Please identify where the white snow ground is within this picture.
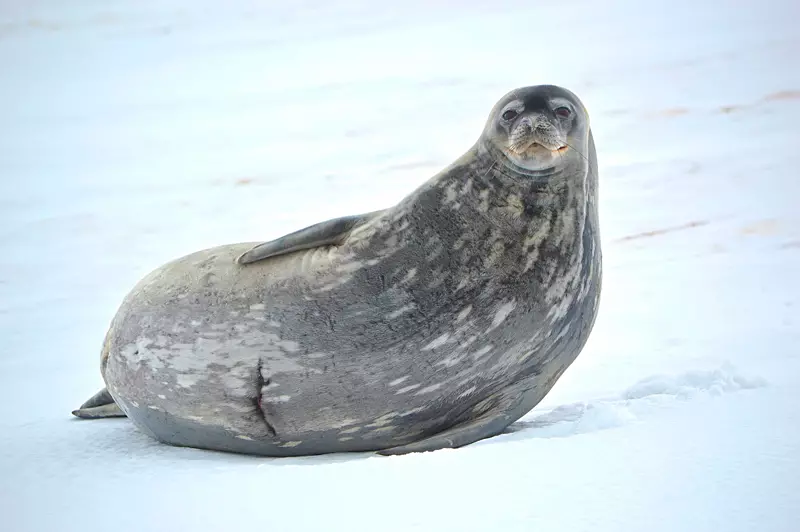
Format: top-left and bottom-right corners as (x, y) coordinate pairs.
(2, 0), (799, 530)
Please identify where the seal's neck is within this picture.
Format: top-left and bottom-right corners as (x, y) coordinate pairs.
(436, 142), (591, 238)
(356, 139), (593, 262)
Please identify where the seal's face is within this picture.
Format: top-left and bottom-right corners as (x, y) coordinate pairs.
(483, 85), (590, 174)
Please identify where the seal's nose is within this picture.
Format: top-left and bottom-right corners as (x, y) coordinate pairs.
(519, 113), (565, 151)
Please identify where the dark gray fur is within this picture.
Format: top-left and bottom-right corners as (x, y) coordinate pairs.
(74, 85), (602, 457)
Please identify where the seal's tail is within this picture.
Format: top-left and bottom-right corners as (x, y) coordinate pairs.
(71, 387), (126, 419)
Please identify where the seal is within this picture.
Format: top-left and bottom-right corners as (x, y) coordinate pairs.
(73, 84), (602, 457)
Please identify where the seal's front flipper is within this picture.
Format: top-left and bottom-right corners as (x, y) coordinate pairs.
(236, 210), (385, 265)
(377, 402), (516, 456)
(71, 387), (126, 419)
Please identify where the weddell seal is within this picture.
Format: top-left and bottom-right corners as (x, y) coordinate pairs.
(73, 84), (602, 456)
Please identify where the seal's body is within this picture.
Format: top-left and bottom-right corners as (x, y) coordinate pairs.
(74, 85), (602, 456)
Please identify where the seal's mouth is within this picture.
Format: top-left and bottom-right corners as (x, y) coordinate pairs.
(508, 141), (568, 156)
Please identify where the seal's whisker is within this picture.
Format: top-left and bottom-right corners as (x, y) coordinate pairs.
(563, 140), (598, 182)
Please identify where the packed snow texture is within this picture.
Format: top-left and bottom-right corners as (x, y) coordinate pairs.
(1, 1), (799, 531)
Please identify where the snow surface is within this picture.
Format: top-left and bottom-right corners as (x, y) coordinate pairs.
(2, 0), (799, 530)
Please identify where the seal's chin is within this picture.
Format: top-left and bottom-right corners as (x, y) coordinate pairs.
(504, 142), (569, 173)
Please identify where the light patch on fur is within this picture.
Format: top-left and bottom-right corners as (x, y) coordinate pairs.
(120, 339), (164, 370)
(307, 352), (328, 359)
(443, 181), (459, 205)
(220, 373), (252, 397)
(147, 405), (162, 411)
(505, 193), (524, 217)
(280, 441), (302, 448)
(262, 380), (280, 391)
(553, 321), (574, 343)
(395, 383), (421, 394)
(385, 304), (416, 320)
(315, 275), (353, 293)
(176, 374), (201, 388)
(422, 333), (450, 350)
(458, 386), (477, 398)
(384, 234), (399, 248)
(455, 305), (473, 323)
(389, 376), (410, 386)
(187, 415), (204, 422)
(415, 383), (443, 395)
(478, 189), (491, 213)
(546, 296), (573, 321)
(473, 345), (494, 359)
(366, 426), (396, 436)
(436, 355), (465, 368)
(262, 395), (291, 403)
(125, 330), (307, 395)
(460, 335), (478, 349)
(460, 177), (474, 196)
(523, 218), (553, 272)
(399, 268), (417, 284)
(235, 435), (254, 441)
(249, 303), (265, 311)
(546, 260), (580, 306)
(328, 418), (359, 429)
(400, 406), (426, 416)
(157, 394), (166, 399)
(152, 335), (170, 347)
(366, 413), (398, 428)
(485, 240), (505, 268)
(487, 299), (517, 332)
(339, 426), (362, 435)
(339, 436), (354, 441)
(277, 339), (301, 353)
(336, 260), (365, 274)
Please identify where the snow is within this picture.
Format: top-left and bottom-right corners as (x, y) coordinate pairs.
(1, 0), (799, 530)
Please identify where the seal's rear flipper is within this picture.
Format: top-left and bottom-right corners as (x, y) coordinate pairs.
(376, 404), (515, 456)
(71, 387), (126, 419)
(236, 210), (385, 265)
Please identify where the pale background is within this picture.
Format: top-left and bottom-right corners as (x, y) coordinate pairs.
(1, 1), (799, 530)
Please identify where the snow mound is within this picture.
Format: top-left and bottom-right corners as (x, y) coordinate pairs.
(509, 364), (766, 438)
(622, 363), (767, 400)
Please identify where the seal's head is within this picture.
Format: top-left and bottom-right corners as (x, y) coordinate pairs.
(482, 84), (590, 176)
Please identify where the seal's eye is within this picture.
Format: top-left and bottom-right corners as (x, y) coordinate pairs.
(501, 109), (519, 121)
(554, 106), (571, 118)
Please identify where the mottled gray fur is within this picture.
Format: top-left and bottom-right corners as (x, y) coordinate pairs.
(74, 84), (602, 456)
